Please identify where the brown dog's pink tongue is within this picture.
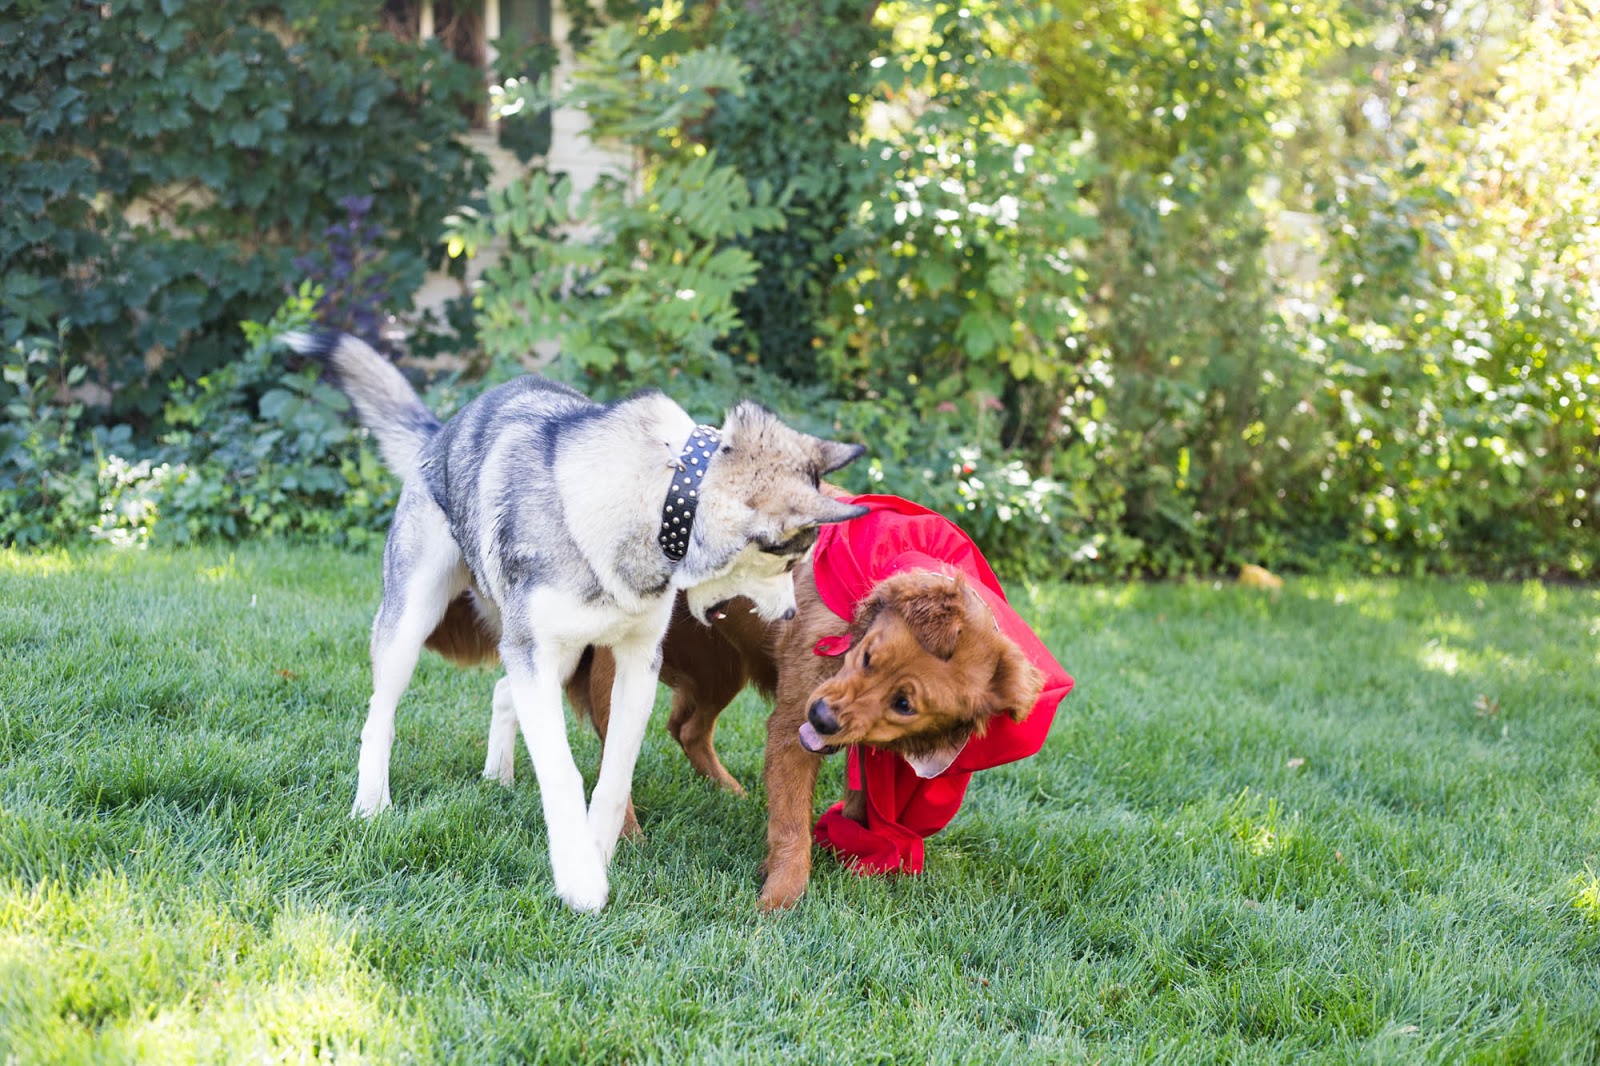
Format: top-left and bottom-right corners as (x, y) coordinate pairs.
(798, 721), (826, 752)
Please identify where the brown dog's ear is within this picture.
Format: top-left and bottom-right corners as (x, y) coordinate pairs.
(986, 636), (1045, 723)
(878, 573), (969, 659)
(851, 584), (891, 636)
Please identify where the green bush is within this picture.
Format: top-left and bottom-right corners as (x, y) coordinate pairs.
(0, 334), (102, 546)
(0, 291), (400, 550)
(4, 0), (1594, 580)
(695, 0), (885, 379)
(1296, 5), (1600, 577)
(0, 0), (486, 420)
(450, 24), (784, 393)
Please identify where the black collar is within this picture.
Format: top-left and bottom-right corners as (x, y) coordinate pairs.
(659, 425), (720, 562)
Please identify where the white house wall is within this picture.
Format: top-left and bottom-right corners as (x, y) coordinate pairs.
(410, 0), (635, 328)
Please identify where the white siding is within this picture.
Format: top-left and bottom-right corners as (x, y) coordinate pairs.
(410, 1), (635, 322)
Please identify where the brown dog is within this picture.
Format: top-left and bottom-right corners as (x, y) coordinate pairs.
(574, 557), (1044, 909)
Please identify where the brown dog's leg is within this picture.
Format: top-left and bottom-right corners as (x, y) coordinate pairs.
(572, 648), (643, 841)
(759, 717), (822, 911)
(665, 684), (746, 796)
(659, 598), (751, 795)
(841, 782), (867, 826)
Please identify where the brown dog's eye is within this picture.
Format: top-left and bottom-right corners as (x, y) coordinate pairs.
(862, 649), (871, 670)
(891, 693), (914, 716)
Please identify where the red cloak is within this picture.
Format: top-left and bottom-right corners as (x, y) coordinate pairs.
(808, 494), (1074, 874)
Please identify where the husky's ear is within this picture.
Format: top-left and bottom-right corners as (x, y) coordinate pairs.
(798, 494), (868, 528)
(720, 400), (777, 442)
(813, 437), (866, 475)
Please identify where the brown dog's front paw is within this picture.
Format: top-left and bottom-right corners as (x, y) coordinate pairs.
(757, 867), (808, 911)
(620, 801), (644, 842)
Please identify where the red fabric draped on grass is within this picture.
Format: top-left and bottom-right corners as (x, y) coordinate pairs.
(808, 494), (1074, 874)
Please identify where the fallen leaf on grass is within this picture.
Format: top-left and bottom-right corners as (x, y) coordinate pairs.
(1239, 564), (1284, 590)
(277, 669), (299, 680)
(1286, 757), (1306, 770)
(1474, 694), (1502, 719)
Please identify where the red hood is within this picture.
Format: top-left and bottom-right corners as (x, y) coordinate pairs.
(808, 494), (1074, 874)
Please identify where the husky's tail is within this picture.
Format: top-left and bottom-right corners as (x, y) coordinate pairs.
(282, 330), (440, 480)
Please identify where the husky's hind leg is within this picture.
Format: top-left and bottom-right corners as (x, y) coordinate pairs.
(483, 676), (518, 787)
(354, 483), (465, 817)
(570, 651), (643, 840)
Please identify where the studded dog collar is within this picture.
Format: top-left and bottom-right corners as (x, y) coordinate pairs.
(658, 424), (721, 562)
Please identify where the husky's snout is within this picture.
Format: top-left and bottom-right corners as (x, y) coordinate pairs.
(687, 570), (798, 625)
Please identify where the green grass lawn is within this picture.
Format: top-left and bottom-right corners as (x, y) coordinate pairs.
(2, 545), (1598, 1063)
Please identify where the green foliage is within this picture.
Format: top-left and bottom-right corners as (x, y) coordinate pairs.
(1023, 1), (1349, 574)
(451, 25), (784, 391)
(828, 4), (1098, 403)
(694, 0), (885, 379)
(0, 334), (103, 546)
(147, 287), (398, 545)
(1298, 3), (1600, 577)
(776, 2), (1111, 577)
(0, 291), (399, 549)
(0, 0), (486, 419)
(5, 0), (1594, 578)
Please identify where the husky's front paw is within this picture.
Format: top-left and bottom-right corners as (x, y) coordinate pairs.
(352, 787), (392, 813)
(552, 857), (609, 913)
(550, 834), (609, 912)
(588, 799), (630, 867)
(350, 785), (392, 819)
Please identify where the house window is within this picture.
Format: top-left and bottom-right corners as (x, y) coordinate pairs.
(494, 0), (555, 161)
(381, 0), (553, 160)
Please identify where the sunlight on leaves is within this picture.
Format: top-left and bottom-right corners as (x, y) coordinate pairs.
(1570, 866), (1600, 925)
(0, 547), (83, 578)
(197, 554), (237, 584)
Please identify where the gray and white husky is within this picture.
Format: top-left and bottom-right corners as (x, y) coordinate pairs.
(285, 332), (866, 911)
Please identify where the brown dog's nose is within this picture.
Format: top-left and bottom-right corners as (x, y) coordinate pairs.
(808, 699), (840, 735)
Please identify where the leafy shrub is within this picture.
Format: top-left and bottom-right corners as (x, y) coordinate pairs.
(1291, 2), (1600, 578)
(799, 2), (1119, 577)
(0, 335), (103, 546)
(293, 195), (401, 356)
(150, 287), (398, 545)
(694, 0), (885, 378)
(6, 0), (1594, 581)
(450, 24), (784, 393)
(0, 0), (486, 420)
(1, 290), (402, 550)
(90, 456), (181, 549)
